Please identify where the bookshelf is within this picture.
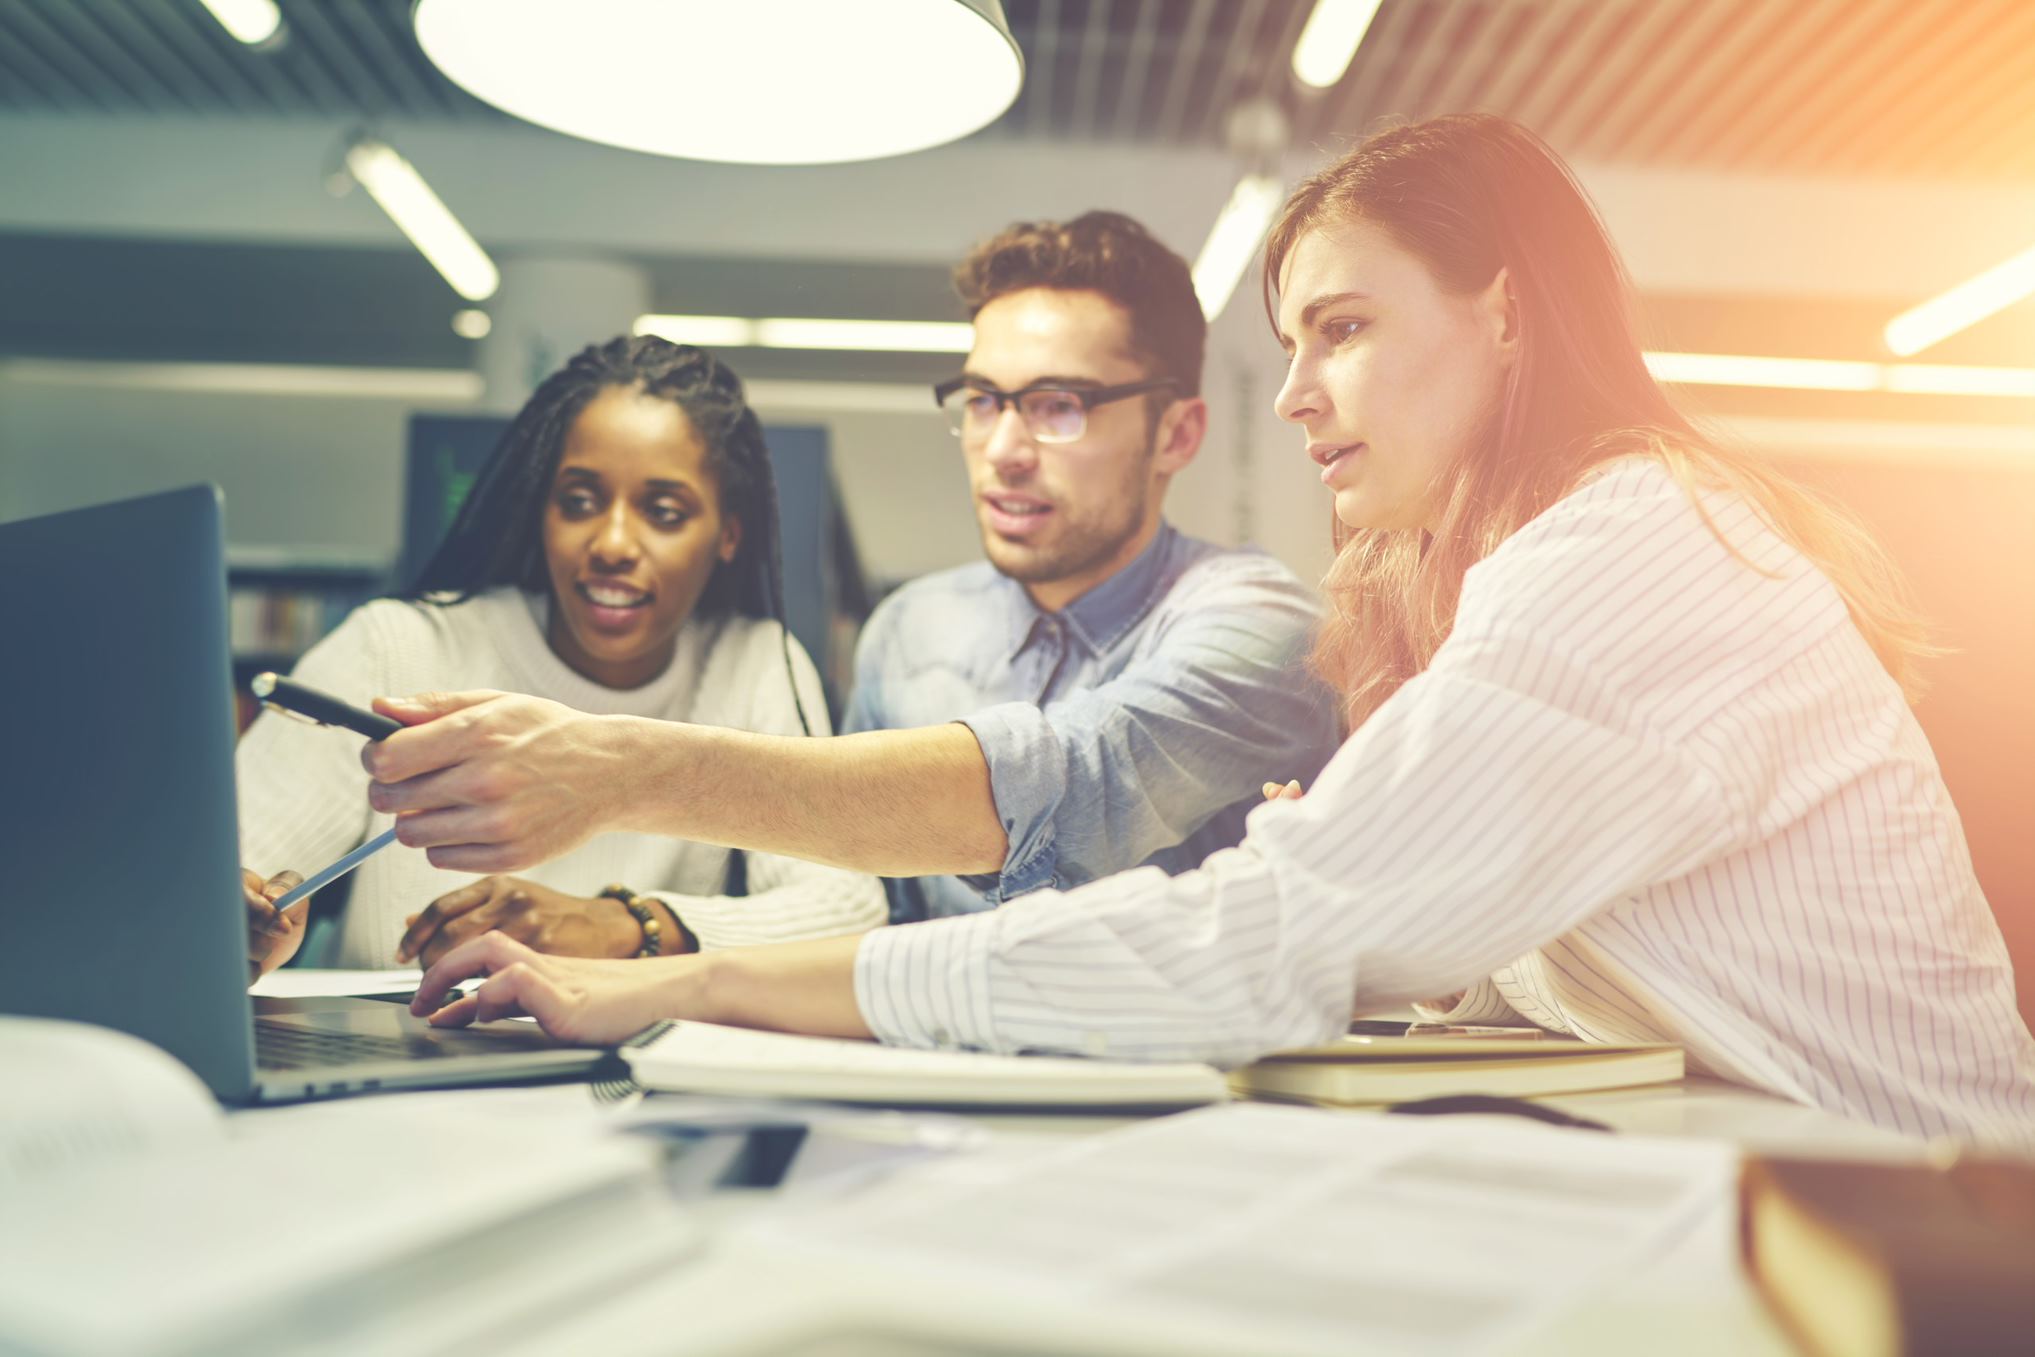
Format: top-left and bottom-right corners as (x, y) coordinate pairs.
(226, 548), (387, 730)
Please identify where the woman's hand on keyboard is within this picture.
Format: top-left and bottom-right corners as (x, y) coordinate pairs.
(408, 932), (695, 1045)
(411, 929), (874, 1045)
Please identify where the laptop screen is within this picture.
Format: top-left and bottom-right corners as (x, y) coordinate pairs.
(0, 485), (257, 1100)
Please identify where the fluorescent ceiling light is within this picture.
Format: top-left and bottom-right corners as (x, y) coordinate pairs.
(198, 0), (280, 46)
(1883, 241), (2035, 357)
(414, 0), (1024, 165)
(634, 315), (973, 353)
(1291, 0), (1385, 88)
(1645, 351), (2035, 397)
(451, 309), (492, 340)
(1192, 174), (1286, 321)
(343, 138), (499, 303)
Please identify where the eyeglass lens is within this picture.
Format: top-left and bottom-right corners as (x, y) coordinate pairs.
(941, 387), (1087, 443)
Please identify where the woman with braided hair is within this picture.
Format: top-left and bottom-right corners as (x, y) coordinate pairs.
(238, 335), (885, 979)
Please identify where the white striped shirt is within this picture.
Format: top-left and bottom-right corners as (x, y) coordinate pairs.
(854, 459), (2035, 1149)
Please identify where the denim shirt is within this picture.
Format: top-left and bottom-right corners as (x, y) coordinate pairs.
(843, 521), (1342, 921)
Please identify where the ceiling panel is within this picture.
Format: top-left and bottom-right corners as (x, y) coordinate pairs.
(0, 1), (2029, 179)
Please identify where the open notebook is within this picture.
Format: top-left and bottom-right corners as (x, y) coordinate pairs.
(622, 1021), (1230, 1108)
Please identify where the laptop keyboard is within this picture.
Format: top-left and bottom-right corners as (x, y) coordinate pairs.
(255, 1020), (450, 1070)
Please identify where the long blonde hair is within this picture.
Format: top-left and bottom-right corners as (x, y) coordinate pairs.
(1264, 116), (1932, 729)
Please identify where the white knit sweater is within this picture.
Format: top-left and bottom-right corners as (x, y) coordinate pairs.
(236, 588), (886, 966)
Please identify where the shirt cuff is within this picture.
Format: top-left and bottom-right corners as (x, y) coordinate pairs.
(954, 703), (1069, 902)
(853, 914), (1000, 1051)
(1410, 977), (1530, 1026)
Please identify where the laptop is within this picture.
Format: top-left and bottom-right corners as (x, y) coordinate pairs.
(0, 485), (606, 1102)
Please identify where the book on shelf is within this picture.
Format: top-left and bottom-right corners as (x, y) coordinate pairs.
(1226, 1020), (1685, 1106)
(1741, 1152), (2035, 1357)
(227, 585), (360, 660)
(0, 1016), (692, 1357)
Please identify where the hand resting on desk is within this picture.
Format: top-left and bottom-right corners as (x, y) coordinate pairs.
(395, 876), (693, 968)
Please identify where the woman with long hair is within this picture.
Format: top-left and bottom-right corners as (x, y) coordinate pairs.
(240, 335), (884, 977)
(393, 118), (2033, 1147)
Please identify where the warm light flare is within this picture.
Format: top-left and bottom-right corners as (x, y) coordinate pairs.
(1884, 243), (2035, 357)
(1646, 351), (2035, 398)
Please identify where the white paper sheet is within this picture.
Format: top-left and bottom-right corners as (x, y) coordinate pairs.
(249, 967), (422, 998)
(749, 1102), (1738, 1356)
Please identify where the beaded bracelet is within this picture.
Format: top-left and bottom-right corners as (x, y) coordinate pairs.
(600, 883), (662, 958)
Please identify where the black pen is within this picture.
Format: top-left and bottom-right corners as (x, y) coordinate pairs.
(249, 672), (403, 740)
(247, 673), (404, 912)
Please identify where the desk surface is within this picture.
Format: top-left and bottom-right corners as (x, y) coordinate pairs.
(237, 976), (1918, 1354)
(237, 1065), (1903, 1357)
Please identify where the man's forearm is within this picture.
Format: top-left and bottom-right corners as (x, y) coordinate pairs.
(613, 718), (1009, 877)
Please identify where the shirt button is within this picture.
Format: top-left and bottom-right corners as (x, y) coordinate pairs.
(932, 1027), (952, 1048)
(1084, 1032), (1109, 1058)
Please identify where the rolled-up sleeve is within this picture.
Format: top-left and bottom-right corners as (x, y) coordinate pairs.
(955, 562), (1336, 902)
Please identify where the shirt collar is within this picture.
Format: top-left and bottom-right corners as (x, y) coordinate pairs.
(1000, 521), (1178, 660)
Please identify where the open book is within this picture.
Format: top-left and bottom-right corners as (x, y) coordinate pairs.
(0, 1017), (693, 1357)
(1228, 1020), (1685, 1106)
(623, 1020), (1230, 1108)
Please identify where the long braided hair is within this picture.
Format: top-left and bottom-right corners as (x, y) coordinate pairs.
(402, 334), (812, 734)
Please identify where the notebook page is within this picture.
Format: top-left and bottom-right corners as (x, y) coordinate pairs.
(624, 1021), (1228, 1106)
(749, 1102), (1735, 1355)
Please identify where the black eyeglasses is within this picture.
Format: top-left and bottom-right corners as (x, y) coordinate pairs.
(932, 377), (1179, 445)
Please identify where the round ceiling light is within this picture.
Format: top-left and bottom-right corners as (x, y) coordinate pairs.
(414, 0), (1024, 166)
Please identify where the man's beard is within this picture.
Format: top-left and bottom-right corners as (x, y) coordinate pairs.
(984, 493), (1148, 585)
(981, 427), (1159, 587)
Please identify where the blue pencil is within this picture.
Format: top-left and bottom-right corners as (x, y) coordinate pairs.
(269, 827), (400, 912)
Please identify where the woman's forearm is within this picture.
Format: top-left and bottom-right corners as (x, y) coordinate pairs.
(689, 934), (872, 1038)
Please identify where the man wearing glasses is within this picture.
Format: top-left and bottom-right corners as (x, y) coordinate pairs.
(846, 211), (1337, 921)
(360, 212), (1338, 932)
